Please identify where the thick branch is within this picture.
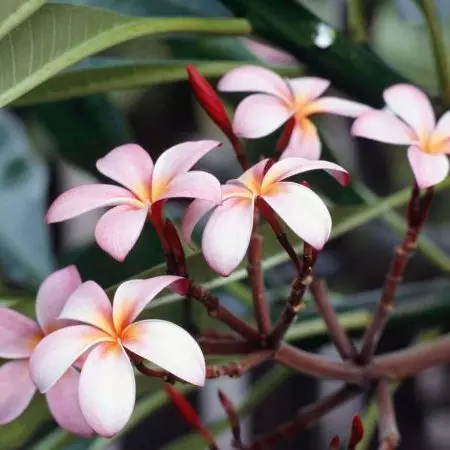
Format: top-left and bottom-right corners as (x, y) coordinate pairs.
(189, 283), (261, 343)
(269, 244), (317, 344)
(248, 223), (271, 336)
(199, 338), (255, 355)
(359, 185), (433, 363)
(310, 279), (356, 361)
(244, 385), (360, 449)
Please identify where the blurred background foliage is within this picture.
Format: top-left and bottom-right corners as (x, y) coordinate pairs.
(1, 0), (450, 449)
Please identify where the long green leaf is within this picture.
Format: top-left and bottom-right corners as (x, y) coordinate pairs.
(0, 3), (250, 107)
(0, 0), (44, 42)
(13, 59), (301, 106)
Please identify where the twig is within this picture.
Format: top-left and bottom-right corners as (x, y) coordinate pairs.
(199, 338), (256, 355)
(377, 379), (400, 449)
(248, 220), (271, 336)
(218, 390), (244, 448)
(206, 350), (273, 379)
(244, 385), (360, 449)
(269, 243), (317, 344)
(189, 283), (261, 343)
(359, 185), (433, 363)
(310, 279), (357, 361)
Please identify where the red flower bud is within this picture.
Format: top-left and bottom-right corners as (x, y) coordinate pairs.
(348, 415), (364, 449)
(329, 435), (341, 450)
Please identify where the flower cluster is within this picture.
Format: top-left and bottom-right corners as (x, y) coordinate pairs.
(0, 64), (448, 439)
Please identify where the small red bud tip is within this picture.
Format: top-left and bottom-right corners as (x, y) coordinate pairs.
(186, 65), (233, 138)
(349, 415), (364, 448)
(329, 435), (341, 450)
(164, 385), (216, 447)
(300, 180), (311, 188)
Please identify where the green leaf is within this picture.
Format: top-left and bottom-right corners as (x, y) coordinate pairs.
(0, 3), (250, 107)
(0, 0), (44, 42)
(13, 59), (300, 106)
(219, 0), (406, 106)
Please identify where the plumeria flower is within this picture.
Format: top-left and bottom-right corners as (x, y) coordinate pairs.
(30, 275), (205, 437)
(218, 65), (370, 159)
(0, 266), (93, 436)
(352, 84), (450, 188)
(46, 141), (222, 261)
(182, 157), (349, 276)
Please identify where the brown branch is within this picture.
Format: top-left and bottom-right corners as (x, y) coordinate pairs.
(310, 279), (357, 361)
(359, 184), (434, 363)
(269, 243), (317, 344)
(206, 350), (273, 379)
(248, 221), (271, 336)
(199, 338), (256, 355)
(218, 390), (244, 449)
(189, 283), (261, 343)
(244, 385), (360, 450)
(377, 379), (400, 449)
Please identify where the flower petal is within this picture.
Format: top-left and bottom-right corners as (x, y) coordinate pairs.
(281, 121), (321, 160)
(307, 97), (371, 117)
(202, 198), (254, 276)
(262, 157), (350, 188)
(46, 367), (94, 437)
(158, 171), (221, 204)
(181, 199), (216, 244)
(79, 342), (135, 437)
(30, 325), (113, 393)
(288, 77), (330, 101)
(233, 94), (293, 138)
(237, 158), (270, 192)
(351, 110), (414, 144)
(0, 360), (36, 424)
(407, 146), (449, 188)
(59, 281), (115, 335)
(152, 141), (221, 189)
(0, 308), (42, 358)
(122, 319), (205, 386)
(262, 181), (331, 250)
(113, 275), (184, 333)
(218, 65), (292, 101)
(384, 84), (435, 137)
(46, 184), (136, 223)
(431, 111), (450, 151)
(95, 203), (148, 262)
(96, 144), (153, 199)
(36, 265), (82, 334)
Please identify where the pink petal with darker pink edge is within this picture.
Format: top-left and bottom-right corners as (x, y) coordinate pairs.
(95, 203), (148, 262)
(181, 199), (216, 244)
(407, 146), (449, 188)
(281, 121), (321, 160)
(309, 97), (371, 117)
(122, 319), (206, 386)
(287, 77), (330, 101)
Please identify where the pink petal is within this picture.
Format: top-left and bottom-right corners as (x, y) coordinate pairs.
(157, 171), (221, 204)
(351, 110), (414, 145)
(407, 146), (449, 188)
(262, 181), (331, 250)
(281, 121), (321, 160)
(384, 84), (435, 137)
(0, 360), (36, 424)
(181, 199), (216, 244)
(233, 94), (293, 138)
(237, 158), (270, 192)
(122, 319), (205, 386)
(59, 281), (115, 336)
(95, 203), (148, 262)
(96, 144), (153, 199)
(288, 77), (330, 101)
(79, 342), (135, 437)
(0, 308), (42, 358)
(112, 275), (184, 333)
(218, 65), (292, 102)
(36, 265), (82, 334)
(308, 97), (371, 117)
(202, 198), (254, 276)
(262, 157), (350, 188)
(46, 367), (94, 437)
(152, 141), (221, 189)
(46, 184), (136, 223)
(242, 39), (299, 67)
(431, 111), (450, 151)
(30, 325), (113, 393)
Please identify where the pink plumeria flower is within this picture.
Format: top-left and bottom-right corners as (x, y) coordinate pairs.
(218, 65), (370, 159)
(46, 141), (222, 261)
(0, 266), (93, 437)
(30, 275), (205, 437)
(182, 157), (349, 276)
(352, 84), (450, 188)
